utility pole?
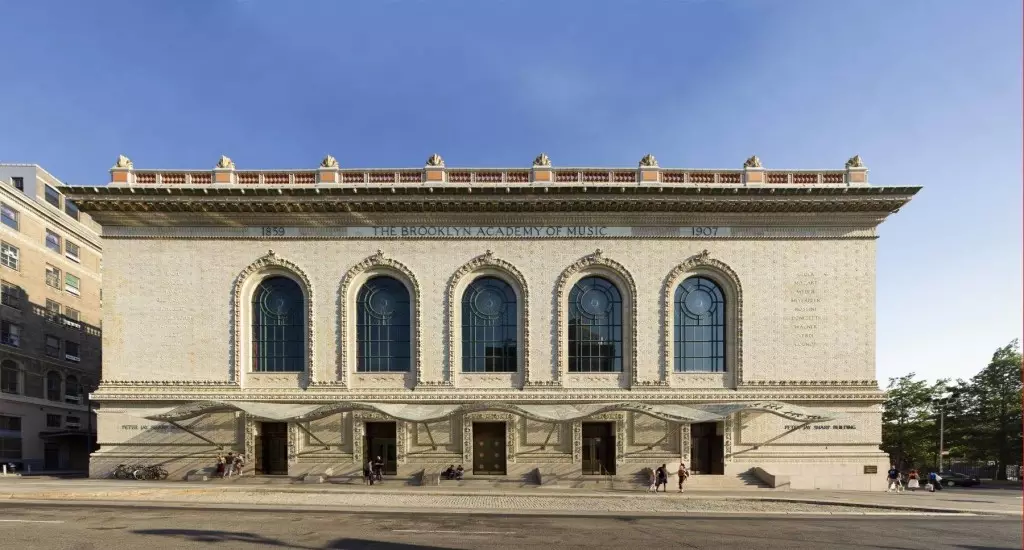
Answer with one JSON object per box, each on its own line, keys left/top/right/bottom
{"left": 938, "top": 403, "right": 945, "bottom": 472}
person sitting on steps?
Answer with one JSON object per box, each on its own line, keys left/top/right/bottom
{"left": 454, "top": 465, "right": 464, "bottom": 480}
{"left": 441, "top": 465, "right": 456, "bottom": 480}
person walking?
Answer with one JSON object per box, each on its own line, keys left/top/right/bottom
{"left": 215, "top": 455, "right": 225, "bottom": 478}
{"left": 886, "top": 465, "right": 900, "bottom": 492}
{"left": 366, "top": 458, "right": 376, "bottom": 486}
{"left": 655, "top": 464, "right": 669, "bottom": 493}
{"left": 373, "top": 455, "right": 384, "bottom": 482}
{"left": 223, "top": 452, "right": 235, "bottom": 478}
{"left": 907, "top": 469, "right": 920, "bottom": 491}
{"left": 677, "top": 462, "right": 690, "bottom": 493}
{"left": 646, "top": 468, "right": 657, "bottom": 493}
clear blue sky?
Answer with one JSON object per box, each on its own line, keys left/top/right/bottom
{"left": 1, "top": 0, "right": 1020, "bottom": 385}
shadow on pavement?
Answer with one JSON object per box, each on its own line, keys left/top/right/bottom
{"left": 132, "top": 529, "right": 458, "bottom": 549}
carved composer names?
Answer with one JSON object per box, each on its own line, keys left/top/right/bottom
{"left": 783, "top": 270, "right": 824, "bottom": 356}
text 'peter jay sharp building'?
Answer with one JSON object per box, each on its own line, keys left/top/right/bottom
{"left": 67, "top": 153, "right": 918, "bottom": 491}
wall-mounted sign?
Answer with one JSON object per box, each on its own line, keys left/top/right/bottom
{"left": 863, "top": 465, "right": 878, "bottom": 474}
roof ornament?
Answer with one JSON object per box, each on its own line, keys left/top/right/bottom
{"left": 216, "top": 155, "right": 236, "bottom": 169}
{"left": 320, "top": 155, "right": 338, "bottom": 168}
{"left": 533, "top": 153, "right": 551, "bottom": 167}
{"left": 743, "top": 155, "right": 762, "bottom": 169}
{"left": 639, "top": 154, "right": 658, "bottom": 167}
{"left": 845, "top": 155, "right": 865, "bottom": 169}
{"left": 426, "top": 154, "right": 445, "bottom": 167}
{"left": 112, "top": 154, "right": 133, "bottom": 169}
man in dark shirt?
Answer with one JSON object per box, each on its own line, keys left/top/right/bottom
{"left": 886, "top": 465, "right": 900, "bottom": 492}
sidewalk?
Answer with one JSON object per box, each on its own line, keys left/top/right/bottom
{"left": 0, "top": 478, "right": 1018, "bottom": 517}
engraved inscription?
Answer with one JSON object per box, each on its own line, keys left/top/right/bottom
{"left": 784, "top": 271, "right": 821, "bottom": 350}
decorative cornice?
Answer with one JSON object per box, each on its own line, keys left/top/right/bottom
{"left": 232, "top": 250, "right": 315, "bottom": 386}
{"left": 553, "top": 249, "right": 639, "bottom": 387}
{"left": 445, "top": 251, "right": 531, "bottom": 387}
{"left": 335, "top": 250, "right": 423, "bottom": 386}
{"left": 662, "top": 250, "right": 744, "bottom": 386}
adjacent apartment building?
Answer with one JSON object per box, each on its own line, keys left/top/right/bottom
{"left": 0, "top": 164, "right": 102, "bottom": 473}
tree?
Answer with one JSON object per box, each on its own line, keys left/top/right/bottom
{"left": 882, "top": 373, "right": 938, "bottom": 469}
{"left": 956, "top": 339, "right": 1023, "bottom": 479}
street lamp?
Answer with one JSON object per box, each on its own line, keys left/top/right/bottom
{"left": 935, "top": 392, "right": 953, "bottom": 472}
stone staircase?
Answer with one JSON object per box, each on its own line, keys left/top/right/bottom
{"left": 546, "top": 471, "right": 772, "bottom": 490}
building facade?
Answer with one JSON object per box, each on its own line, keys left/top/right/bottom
{"left": 69, "top": 153, "right": 918, "bottom": 490}
{"left": 0, "top": 164, "right": 103, "bottom": 473}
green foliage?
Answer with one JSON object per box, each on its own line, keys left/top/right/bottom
{"left": 882, "top": 339, "right": 1023, "bottom": 478}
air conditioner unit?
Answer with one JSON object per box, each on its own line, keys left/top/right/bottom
{"left": 65, "top": 354, "right": 80, "bottom": 362}
{"left": 64, "top": 395, "right": 81, "bottom": 405}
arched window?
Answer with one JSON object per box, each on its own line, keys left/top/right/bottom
{"left": 356, "top": 276, "right": 411, "bottom": 372}
{"left": 568, "top": 276, "right": 623, "bottom": 373}
{"left": 462, "top": 276, "right": 517, "bottom": 373}
{"left": 674, "top": 276, "right": 725, "bottom": 372}
{"left": 65, "top": 375, "right": 80, "bottom": 404}
{"left": 46, "top": 371, "right": 62, "bottom": 401}
{"left": 252, "top": 276, "right": 306, "bottom": 372}
{"left": 1, "top": 360, "right": 18, "bottom": 394}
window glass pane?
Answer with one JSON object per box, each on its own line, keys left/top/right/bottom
{"left": 45, "top": 336, "right": 61, "bottom": 358}
{"left": 356, "top": 276, "right": 411, "bottom": 372}
{"left": 45, "top": 230, "right": 61, "bottom": 253}
{"left": 251, "top": 276, "right": 305, "bottom": 372}
{"left": 1, "top": 321, "right": 20, "bottom": 347}
{"left": 46, "top": 372, "right": 61, "bottom": 400}
{"left": 65, "top": 241, "right": 80, "bottom": 260}
{"left": 64, "top": 200, "right": 79, "bottom": 220}
{"left": 0, "top": 361, "right": 18, "bottom": 394}
{"left": 674, "top": 276, "right": 726, "bottom": 372}
{"left": 1, "top": 204, "right": 18, "bottom": 231}
{"left": 1, "top": 281, "right": 20, "bottom": 309}
{"left": 46, "top": 266, "right": 61, "bottom": 289}
{"left": 567, "top": 276, "right": 623, "bottom": 373}
{"left": 10, "top": 177, "right": 23, "bottom": 191}
{"left": 1, "top": 242, "right": 19, "bottom": 270}
{"left": 65, "top": 273, "right": 80, "bottom": 295}
{"left": 461, "top": 277, "right": 518, "bottom": 373}
{"left": 46, "top": 414, "right": 61, "bottom": 428}
{"left": 44, "top": 185, "right": 61, "bottom": 208}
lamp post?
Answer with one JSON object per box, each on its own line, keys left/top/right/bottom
{"left": 936, "top": 392, "right": 952, "bottom": 472}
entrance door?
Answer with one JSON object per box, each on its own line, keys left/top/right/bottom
{"left": 43, "top": 443, "right": 60, "bottom": 470}
{"left": 364, "top": 422, "right": 398, "bottom": 476}
{"left": 256, "top": 422, "right": 289, "bottom": 475}
{"left": 581, "top": 422, "right": 616, "bottom": 475}
{"left": 690, "top": 422, "right": 724, "bottom": 475}
{"left": 472, "top": 422, "right": 507, "bottom": 475}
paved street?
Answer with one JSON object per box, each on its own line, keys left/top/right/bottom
{"left": 0, "top": 503, "right": 1019, "bottom": 550}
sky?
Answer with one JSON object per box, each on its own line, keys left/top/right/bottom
{"left": 0, "top": 0, "right": 1020, "bottom": 386}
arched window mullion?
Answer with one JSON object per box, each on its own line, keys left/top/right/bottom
{"left": 356, "top": 276, "right": 411, "bottom": 372}
{"left": 674, "top": 276, "right": 726, "bottom": 373}
{"left": 252, "top": 276, "right": 305, "bottom": 373}
{"left": 567, "top": 276, "right": 623, "bottom": 373}
{"left": 461, "top": 276, "right": 518, "bottom": 373}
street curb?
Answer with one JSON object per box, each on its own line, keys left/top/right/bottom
{"left": 0, "top": 498, "right": 984, "bottom": 518}
{"left": 0, "top": 491, "right": 1015, "bottom": 516}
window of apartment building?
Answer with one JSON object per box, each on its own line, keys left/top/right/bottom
{"left": 64, "top": 273, "right": 80, "bottom": 296}
{"left": 45, "top": 299, "right": 61, "bottom": 323}
{"left": 10, "top": 177, "right": 23, "bottom": 192}
{"left": 65, "top": 341, "right": 80, "bottom": 363}
{"left": 65, "top": 416, "right": 80, "bottom": 429}
{"left": 45, "top": 335, "right": 61, "bottom": 358}
{"left": 22, "top": 371, "right": 42, "bottom": 399}
{"left": 45, "top": 372, "right": 61, "bottom": 401}
{"left": 1, "top": 242, "right": 19, "bottom": 270}
{"left": 45, "top": 265, "right": 61, "bottom": 290}
{"left": 64, "top": 200, "right": 79, "bottom": 220}
{"left": 45, "top": 230, "right": 61, "bottom": 254}
{"left": 46, "top": 414, "right": 61, "bottom": 428}
{"left": 1, "top": 360, "right": 18, "bottom": 394}
{"left": 65, "top": 241, "right": 80, "bottom": 262}
{"left": 44, "top": 185, "right": 61, "bottom": 209}
{"left": 64, "top": 307, "right": 81, "bottom": 329}
{"left": 0, "top": 415, "right": 22, "bottom": 460}
{"left": 0, "top": 203, "right": 18, "bottom": 231}
{"left": 64, "top": 375, "right": 79, "bottom": 403}
{"left": 1, "top": 281, "right": 20, "bottom": 310}
{"left": 1, "top": 321, "right": 21, "bottom": 347}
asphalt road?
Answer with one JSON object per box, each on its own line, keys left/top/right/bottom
{"left": 0, "top": 503, "right": 1018, "bottom": 550}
